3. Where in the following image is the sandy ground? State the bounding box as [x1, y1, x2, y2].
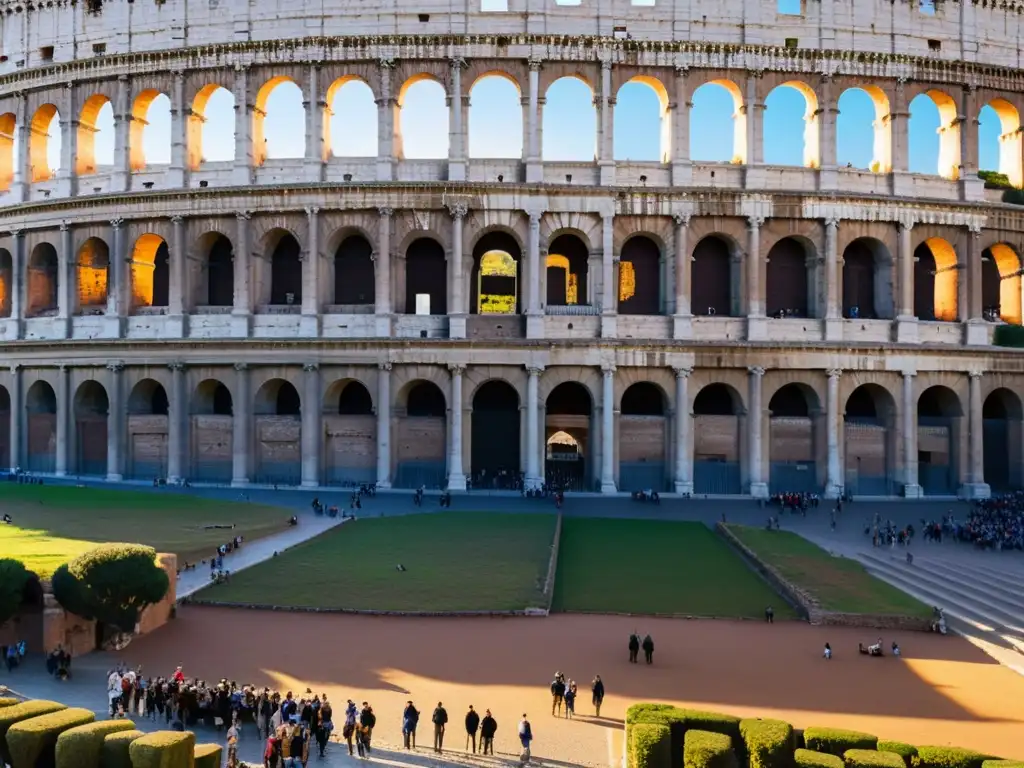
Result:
[111, 608, 1024, 766]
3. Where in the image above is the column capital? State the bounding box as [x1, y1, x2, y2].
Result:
[378, 362, 393, 372]
[110, 217, 124, 230]
[967, 222, 983, 236]
[968, 369, 983, 380]
[527, 210, 544, 226]
[303, 363, 320, 373]
[234, 362, 249, 372]
[9, 363, 20, 374]
[7, 228, 22, 238]
[378, 57, 396, 70]
[674, 64, 690, 77]
[57, 363, 68, 373]
[827, 368, 842, 380]
[59, 220, 70, 232]
[236, 211, 252, 221]
[448, 363, 467, 375]
[601, 364, 616, 375]
[449, 56, 467, 71]
[901, 369, 916, 379]
[748, 365, 766, 377]
[304, 206, 320, 218]
[897, 216, 915, 232]
[673, 213, 692, 228]
[526, 365, 545, 376]
[673, 366, 693, 379]
[746, 215, 765, 230]
[378, 206, 394, 218]
[168, 361, 186, 372]
[824, 216, 840, 229]
[106, 361, 125, 373]
[446, 201, 469, 220]
[527, 55, 543, 72]
[170, 215, 185, 225]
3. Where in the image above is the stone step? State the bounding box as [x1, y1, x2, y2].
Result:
[872, 554, 1024, 617]
[913, 557, 1024, 603]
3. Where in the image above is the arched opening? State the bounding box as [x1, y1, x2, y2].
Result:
[0, 385, 9, 470]
[545, 381, 593, 492]
[983, 388, 1023, 491]
[397, 77, 449, 160]
[25, 380, 57, 474]
[763, 82, 820, 168]
[909, 91, 960, 179]
[130, 234, 170, 311]
[0, 113, 16, 192]
[768, 383, 820, 494]
[914, 238, 959, 322]
[254, 78, 305, 164]
[267, 231, 302, 307]
[126, 379, 169, 480]
[468, 74, 523, 159]
[130, 91, 172, 169]
[917, 385, 962, 495]
[404, 238, 447, 315]
[614, 78, 670, 163]
[323, 379, 376, 486]
[74, 380, 109, 476]
[978, 100, 1022, 188]
[844, 384, 897, 496]
[76, 95, 114, 176]
[842, 238, 894, 320]
[0, 249, 10, 317]
[691, 235, 735, 317]
[188, 85, 236, 168]
[836, 86, 892, 172]
[253, 379, 302, 485]
[190, 379, 233, 483]
[27, 243, 59, 317]
[471, 231, 521, 315]
[546, 235, 589, 307]
[692, 383, 742, 494]
[470, 380, 521, 489]
[76, 238, 110, 313]
[619, 382, 668, 492]
[200, 233, 234, 308]
[395, 380, 447, 489]
[618, 236, 662, 316]
[543, 77, 596, 161]
[690, 81, 746, 164]
[766, 238, 811, 318]
[30, 104, 61, 183]
[333, 234, 375, 307]
[981, 244, 1023, 325]
[327, 78, 378, 158]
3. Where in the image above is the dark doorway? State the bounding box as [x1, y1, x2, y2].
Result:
[335, 235, 375, 306]
[768, 384, 818, 494]
[844, 384, 895, 496]
[405, 239, 447, 315]
[619, 236, 661, 315]
[766, 238, 809, 318]
[983, 388, 1023, 491]
[842, 239, 877, 319]
[207, 235, 235, 307]
[917, 385, 960, 495]
[692, 383, 742, 494]
[914, 243, 937, 321]
[269, 233, 302, 305]
[545, 381, 592, 491]
[619, 382, 667, 491]
[547, 235, 589, 307]
[691, 236, 733, 317]
[471, 380, 520, 489]
[152, 241, 170, 307]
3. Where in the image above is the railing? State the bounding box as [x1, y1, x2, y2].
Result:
[545, 304, 600, 316]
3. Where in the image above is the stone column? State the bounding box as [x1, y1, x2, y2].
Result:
[673, 366, 693, 495]
[601, 213, 617, 338]
[895, 219, 918, 343]
[671, 66, 692, 185]
[672, 213, 692, 340]
[8, 364, 21, 472]
[232, 65, 254, 185]
[57, 221, 72, 338]
[11, 91, 27, 202]
[107, 218, 125, 338]
[376, 362, 392, 488]
[167, 215, 186, 337]
[168, 70, 186, 187]
[231, 362, 251, 486]
[824, 216, 842, 341]
[448, 57, 466, 181]
[58, 82, 76, 198]
[447, 364, 467, 491]
[305, 63, 325, 182]
[748, 366, 768, 498]
[743, 71, 765, 188]
[901, 370, 921, 498]
[232, 211, 252, 337]
[526, 210, 543, 339]
[746, 215, 766, 340]
[964, 370, 990, 498]
[8, 229, 23, 339]
[106, 362, 124, 482]
[526, 56, 542, 183]
[375, 207, 393, 337]
[965, 224, 988, 345]
[301, 363, 321, 488]
[600, 365, 617, 493]
[376, 58, 397, 181]
[890, 78, 911, 195]
[825, 368, 843, 498]
[598, 60, 615, 185]
[818, 74, 838, 189]
[447, 201, 468, 339]
[301, 206, 321, 337]
[112, 74, 130, 192]
[55, 364, 69, 476]
[960, 86, 984, 201]
[525, 365, 543, 489]
[167, 362, 186, 484]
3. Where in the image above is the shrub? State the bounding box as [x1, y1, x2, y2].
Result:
[0, 698, 20, 709]
[796, 750, 845, 768]
[845, 750, 907, 768]
[879, 742, 919, 768]
[994, 324, 1024, 348]
[0, 558, 30, 626]
[979, 170, 1013, 190]
[6, 707, 95, 768]
[804, 728, 877, 757]
[0, 701, 68, 765]
[67, 544, 170, 633]
[101, 730, 145, 768]
[627, 703, 680, 724]
[56, 719, 137, 768]
[741, 718, 794, 768]
[1002, 188, 1024, 205]
[981, 762, 1024, 768]
[630, 723, 672, 768]
[52, 563, 97, 620]
[914, 747, 992, 768]
[128, 731, 195, 768]
[685, 730, 737, 768]
[627, 705, 743, 768]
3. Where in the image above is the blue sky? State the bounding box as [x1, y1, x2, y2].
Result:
[38, 75, 1003, 177]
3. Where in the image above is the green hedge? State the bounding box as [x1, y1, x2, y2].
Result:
[844, 749, 906, 768]
[994, 324, 1024, 348]
[685, 730, 738, 768]
[981, 762, 1024, 768]
[128, 731, 196, 768]
[914, 747, 992, 768]
[879, 742, 919, 768]
[796, 750, 845, 768]
[0, 701, 68, 765]
[630, 723, 672, 768]
[6, 707, 95, 768]
[193, 744, 222, 768]
[627, 705, 744, 768]
[804, 728, 878, 757]
[101, 730, 146, 768]
[55, 719, 138, 768]
[741, 719, 794, 768]
[0, 698, 20, 709]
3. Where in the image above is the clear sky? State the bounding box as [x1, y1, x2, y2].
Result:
[35, 75, 1004, 178]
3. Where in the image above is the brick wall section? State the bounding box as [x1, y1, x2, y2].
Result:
[324, 414, 375, 468]
[845, 423, 887, 475]
[619, 416, 665, 463]
[716, 523, 932, 632]
[396, 416, 445, 462]
[256, 416, 301, 463]
[694, 415, 739, 461]
[191, 415, 232, 464]
[919, 425, 952, 464]
[769, 417, 814, 461]
[27, 413, 55, 462]
[128, 414, 168, 464]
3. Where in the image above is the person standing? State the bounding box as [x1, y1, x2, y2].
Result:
[518, 714, 533, 764]
[402, 701, 419, 749]
[465, 705, 480, 753]
[342, 700, 357, 756]
[358, 703, 375, 757]
[480, 709, 497, 755]
[591, 676, 605, 717]
[642, 634, 654, 664]
[432, 701, 448, 753]
[628, 634, 640, 663]
[564, 682, 576, 719]
[765, 606, 774, 624]
[550, 673, 566, 716]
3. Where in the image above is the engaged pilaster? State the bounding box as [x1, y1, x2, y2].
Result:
[8, 364, 21, 472]
[526, 210, 545, 340]
[447, 364, 467, 491]
[962, 370, 990, 499]
[747, 366, 768, 499]
[55, 364, 69, 476]
[232, 211, 252, 338]
[447, 201, 468, 339]
[600, 365, 617, 494]
[672, 213, 692, 340]
[231, 363, 251, 486]
[167, 215, 187, 338]
[376, 362, 392, 488]
[106, 362, 125, 482]
[673, 367, 693, 495]
[300, 207, 321, 337]
[525, 365, 544, 490]
[746, 216, 767, 341]
[374, 207, 393, 337]
[825, 369, 843, 498]
[301, 363, 321, 488]
[167, 362, 187, 484]
[901, 370, 921, 498]
[823, 217, 842, 341]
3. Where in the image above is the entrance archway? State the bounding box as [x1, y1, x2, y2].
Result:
[914, 238, 958, 322]
[546, 235, 589, 307]
[25, 381, 57, 473]
[983, 388, 1023, 491]
[74, 380, 109, 476]
[190, 379, 233, 483]
[126, 379, 169, 480]
[692, 383, 742, 494]
[0, 385, 9, 469]
[254, 379, 302, 485]
[471, 232, 521, 314]
[917, 385, 962, 494]
[395, 380, 447, 488]
[323, 379, 376, 486]
[267, 232, 302, 306]
[618, 382, 668, 491]
[691, 235, 734, 317]
[842, 238, 894, 319]
[766, 238, 811, 318]
[470, 380, 521, 489]
[844, 384, 897, 496]
[545, 382, 592, 491]
[405, 239, 447, 315]
[768, 383, 820, 493]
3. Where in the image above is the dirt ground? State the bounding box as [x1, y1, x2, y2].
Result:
[116, 608, 1024, 766]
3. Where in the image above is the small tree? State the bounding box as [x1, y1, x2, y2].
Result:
[64, 544, 170, 633]
[51, 563, 97, 620]
[0, 558, 30, 627]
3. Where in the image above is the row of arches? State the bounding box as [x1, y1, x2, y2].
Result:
[2, 74, 1018, 189]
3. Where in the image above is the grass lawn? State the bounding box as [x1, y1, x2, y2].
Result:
[551, 518, 793, 618]
[199, 511, 558, 612]
[726, 524, 931, 618]
[0, 484, 290, 577]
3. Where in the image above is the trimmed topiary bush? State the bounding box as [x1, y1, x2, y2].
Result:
[685, 730, 738, 768]
[0, 698, 20, 709]
[804, 728, 878, 757]
[914, 747, 992, 768]
[630, 723, 672, 768]
[0, 558, 31, 626]
[65, 544, 170, 634]
[796, 750, 845, 768]
[193, 744, 222, 768]
[128, 731, 195, 768]
[56, 718, 138, 768]
[879, 742, 919, 768]
[845, 749, 906, 768]
[6, 707, 95, 768]
[627, 705, 744, 768]
[981, 762, 1024, 768]
[0, 701, 68, 765]
[101, 729, 146, 768]
[741, 718, 794, 768]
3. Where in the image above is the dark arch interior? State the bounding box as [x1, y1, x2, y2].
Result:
[405, 238, 447, 315]
[619, 236, 661, 315]
[691, 235, 733, 317]
[25, 381, 57, 414]
[913, 243, 937, 321]
[769, 384, 812, 418]
[0, 386, 9, 411]
[335, 235, 375, 305]
[407, 381, 446, 417]
[471, 231, 522, 315]
[983, 389, 1022, 420]
[845, 385, 889, 420]
[270, 233, 302, 305]
[621, 382, 665, 416]
[273, 381, 301, 416]
[766, 238, 808, 318]
[28, 243, 59, 315]
[693, 384, 738, 416]
[842, 239, 879, 319]
[473, 380, 519, 411]
[207, 235, 235, 307]
[546, 382, 592, 416]
[128, 380, 169, 415]
[547, 235, 589, 307]
[152, 241, 170, 307]
[472, 380, 521, 482]
[0, 249, 11, 316]
[338, 381, 373, 415]
[918, 386, 960, 418]
[193, 380, 233, 416]
[75, 381, 109, 416]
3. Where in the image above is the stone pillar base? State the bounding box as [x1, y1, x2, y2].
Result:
[601, 314, 617, 339]
[299, 314, 321, 338]
[672, 314, 693, 340]
[374, 314, 392, 338]
[376, 158, 395, 182]
[448, 160, 467, 182]
[674, 480, 694, 495]
[106, 473, 123, 483]
[894, 316, 918, 344]
[749, 482, 769, 499]
[56, 316, 72, 340]
[891, 171, 913, 198]
[599, 161, 616, 186]
[747, 315, 767, 341]
[824, 481, 843, 499]
[526, 160, 543, 184]
[447, 473, 467, 491]
[166, 167, 185, 188]
[960, 175, 985, 203]
[902, 483, 923, 499]
[671, 162, 693, 186]
[230, 313, 251, 339]
[600, 481, 618, 494]
[101, 315, 124, 339]
[524, 475, 543, 491]
[1, 318, 23, 341]
[449, 314, 467, 340]
[817, 167, 837, 192]
[526, 313, 545, 339]
[232, 166, 253, 186]
[960, 482, 991, 500]
[111, 170, 129, 193]
[824, 317, 843, 342]
[965, 319, 991, 346]
[744, 166, 765, 189]
[164, 315, 187, 339]
[301, 479, 319, 489]
[375, 480, 392, 490]
[231, 477, 250, 488]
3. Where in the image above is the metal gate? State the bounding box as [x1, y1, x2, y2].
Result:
[769, 462, 819, 494]
[619, 461, 668, 492]
[983, 418, 1013, 491]
[844, 419, 894, 496]
[190, 459, 232, 484]
[394, 460, 447, 489]
[693, 460, 741, 495]
[253, 461, 302, 487]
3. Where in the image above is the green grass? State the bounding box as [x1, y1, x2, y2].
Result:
[0, 485, 289, 577]
[200, 512, 557, 612]
[726, 525, 931, 618]
[551, 518, 793, 618]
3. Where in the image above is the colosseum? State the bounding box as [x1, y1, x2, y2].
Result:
[0, 0, 1022, 498]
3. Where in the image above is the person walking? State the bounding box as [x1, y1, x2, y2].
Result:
[342, 700, 357, 756]
[358, 703, 375, 757]
[402, 701, 419, 749]
[465, 705, 480, 753]
[765, 606, 774, 624]
[642, 634, 654, 664]
[550, 673, 566, 716]
[432, 701, 448, 753]
[591, 675, 605, 717]
[480, 709, 497, 755]
[518, 714, 533, 764]
[628, 634, 640, 663]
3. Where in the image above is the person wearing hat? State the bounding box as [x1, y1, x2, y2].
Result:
[402, 700, 420, 749]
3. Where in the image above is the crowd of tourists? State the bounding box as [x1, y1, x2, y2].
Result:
[769, 492, 821, 512]
[920, 498, 1024, 551]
